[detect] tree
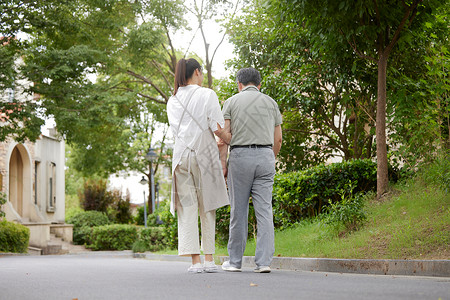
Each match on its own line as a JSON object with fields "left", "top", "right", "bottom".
{"left": 276, "top": 0, "right": 444, "bottom": 197}
{"left": 183, "top": 0, "right": 243, "bottom": 88}
{"left": 0, "top": 1, "right": 52, "bottom": 142}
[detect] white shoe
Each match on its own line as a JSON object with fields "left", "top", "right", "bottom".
{"left": 254, "top": 266, "right": 271, "bottom": 273}
{"left": 221, "top": 260, "right": 242, "bottom": 272}
{"left": 204, "top": 260, "right": 219, "bottom": 273}
{"left": 188, "top": 263, "right": 204, "bottom": 273}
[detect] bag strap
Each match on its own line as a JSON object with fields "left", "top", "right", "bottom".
{"left": 174, "top": 86, "right": 205, "bottom": 132}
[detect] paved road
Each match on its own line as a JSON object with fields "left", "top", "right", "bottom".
{"left": 0, "top": 255, "right": 448, "bottom": 300}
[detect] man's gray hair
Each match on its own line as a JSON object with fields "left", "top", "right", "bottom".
{"left": 236, "top": 68, "right": 261, "bottom": 86}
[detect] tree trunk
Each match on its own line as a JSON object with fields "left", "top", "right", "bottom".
{"left": 376, "top": 53, "right": 389, "bottom": 198}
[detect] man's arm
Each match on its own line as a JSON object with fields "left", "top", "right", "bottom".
{"left": 217, "top": 138, "right": 228, "bottom": 177}
{"left": 214, "top": 119, "right": 231, "bottom": 177}
{"left": 273, "top": 125, "right": 282, "bottom": 156}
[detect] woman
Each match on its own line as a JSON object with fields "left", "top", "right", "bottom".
{"left": 167, "top": 58, "right": 229, "bottom": 273}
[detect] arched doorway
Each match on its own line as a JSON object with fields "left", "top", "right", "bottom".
{"left": 9, "top": 145, "right": 31, "bottom": 218}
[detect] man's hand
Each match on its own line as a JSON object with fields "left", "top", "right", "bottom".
{"left": 214, "top": 120, "right": 232, "bottom": 144}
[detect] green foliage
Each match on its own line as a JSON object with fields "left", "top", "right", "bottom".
{"left": 272, "top": 159, "right": 378, "bottom": 230}
{"left": 132, "top": 227, "right": 168, "bottom": 253}
{"left": 66, "top": 211, "right": 111, "bottom": 245}
{"left": 134, "top": 200, "right": 178, "bottom": 249}
{"left": 79, "top": 179, "right": 115, "bottom": 213}
{"left": 223, "top": 0, "right": 378, "bottom": 171}
{"left": 320, "top": 188, "right": 369, "bottom": 235}
{"left": 216, "top": 200, "right": 257, "bottom": 247}
{"left": 110, "top": 191, "right": 133, "bottom": 224}
{"left": 157, "top": 201, "right": 178, "bottom": 249}
{"left": 0, "top": 101, "right": 44, "bottom": 143}
{"left": 88, "top": 224, "right": 138, "bottom": 251}
{"left": 0, "top": 220, "right": 30, "bottom": 253}
{"left": 0, "top": 192, "right": 6, "bottom": 219}
{"left": 419, "top": 153, "right": 450, "bottom": 193}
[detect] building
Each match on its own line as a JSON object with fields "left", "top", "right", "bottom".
{"left": 0, "top": 55, "right": 72, "bottom": 254}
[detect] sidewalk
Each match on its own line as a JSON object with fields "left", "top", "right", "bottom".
{"left": 133, "top": 252, "right": 450, "bottom": 277}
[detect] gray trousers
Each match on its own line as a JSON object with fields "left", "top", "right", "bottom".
{"left": 227, "top": 147, "right": 276, "bottom": 268}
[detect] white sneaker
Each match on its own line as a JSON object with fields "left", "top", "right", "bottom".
{"left": 254, "top": 266, "right": 271, "bottom": 273}
{"left": 188, "top": 263, "right": 204, "bottom": 273}
{"left": 221, "top": 260, "right": 242, "bottom": 272}
{"left": 204, "top": 260, "right": 219, "bottom": 273}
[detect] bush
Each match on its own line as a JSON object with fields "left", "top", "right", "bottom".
{"left": 106, "top": 190, "right": 133, "bottom": 224}
{"left": 79, "top": 179, "right": 115, "bottom": 212}
{"left": 0, "top": 220, "right": 30, "bottom": 253}
{"left": 216, "top": 200, "right": 257, "bottom": 247}
{"left": 0, "top": 192, "right": 6, "bottom": 218}
{"left": 420, "top": 152, "right": 450, "bottom": 192}
{"left": 66, "top": 211, "right": 111, "bottom": 245}
{"left": 88, "top": 224, "right": 138, "bottom": 251}
{"left": 157, "top": 201, "right": 178, "bottom": 249}
{"left": 272, "top": 159, "right": 378, "bottom": 229}
{"left": 132, "top": 227, "right": 168, "bottom": 253}
{"left": 320, "top": 184, "right": 370, "bottom": 235}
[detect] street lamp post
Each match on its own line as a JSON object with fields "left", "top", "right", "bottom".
{"left": 145, "top": 148, "right": 158, "bottom": 214}
{"left": 139, "top": 176, "right": 148, "bottom": 227}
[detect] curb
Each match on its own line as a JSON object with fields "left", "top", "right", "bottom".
{"left": 218, "top": 256, "right": 450, "bottom": 277}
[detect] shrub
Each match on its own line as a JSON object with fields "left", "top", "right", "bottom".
{"left": 107, "top": 190, "right": 133, "bottom": 224}
{"left": 272, "top": 159, "right": 378, "bottom": 229}
{"left": 88, "top": 224, "right": 138, "bottom": 251}
{"left": 79, "top": 179, "right": 115, "bottom": 212}
{"left": 157, "top": 201, "right": 178, "bottom": 249}
{"left": 216, "top": 200, "right": 257, "bottom": 247}
{"left": 132, "top": 227, "right": 168, "bottom": 253}
{"left": 320, "top": 184, "right": 370, "bottom": 235}
{"left": 66, "top": 211, "right": 111, "bottom": 245}
{"left": 0, "top": 192, "right": 6, "bottom": 219}
{"left": 420, "top": 152, "right": 450, "bottom": 192}
{"left": 0, "top": 220, "right": 30, "bottom": 253}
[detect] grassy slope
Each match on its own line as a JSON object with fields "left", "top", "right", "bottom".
{"left": 215, "top": 165, "right": 449, "bottom": 260}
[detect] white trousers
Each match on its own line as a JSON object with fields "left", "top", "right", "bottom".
{"left": 175, "top": 155, "right": 216, "bottom": 256}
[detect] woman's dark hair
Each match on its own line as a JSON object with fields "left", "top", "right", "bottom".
{"left": 173, "top": 58, "right": 202, "bottom": 95}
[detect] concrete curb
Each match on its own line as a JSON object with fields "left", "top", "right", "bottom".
{"left": 218, "top": 256, "right": 450, "bottom": 277}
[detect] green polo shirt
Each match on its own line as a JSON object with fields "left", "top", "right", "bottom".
{"left": 222, "top": 85, "right": 282, "bottom": 147}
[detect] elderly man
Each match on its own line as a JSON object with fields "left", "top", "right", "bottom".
{"left": 220, "top": 67, "right": 282, "bottom": 273}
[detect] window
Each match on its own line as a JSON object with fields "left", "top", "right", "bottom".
{"left": 34, "top": 161, "right": 40, "bottom": 205}
{"left": 47, "top": 162, "right": 56, "bottom": 212}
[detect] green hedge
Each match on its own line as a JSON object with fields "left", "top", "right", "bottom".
{"left": 88, "top": 224, "right": 138, "bottom": 251}
{"left": 0, "top": 220, "right": 30, "bottom": 253}
{"left": 272, "top": 159, "right": 377, "bottom": 229}
{"left": 66, "top": 211, "right": 111, "bottom": 245}
{"left": 132, "top": 227, "right": 168, "bottom": 253}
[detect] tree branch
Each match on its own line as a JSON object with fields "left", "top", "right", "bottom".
{"left": 385, "top": 0, "right": 422, "bottom": 54}
{"left": 126, "top": 70, "right": 169, "bottom": 102}
{"left": 339, "top": 28, "right": 377, "bottom": 62}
